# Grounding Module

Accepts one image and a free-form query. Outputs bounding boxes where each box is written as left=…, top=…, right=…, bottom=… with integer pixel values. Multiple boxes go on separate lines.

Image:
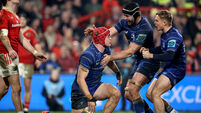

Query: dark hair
left=19, top=13, right=27, bottom=18
left=0, top=0, right=7, bottom=10
left=156, top=10, right=173, bottom=26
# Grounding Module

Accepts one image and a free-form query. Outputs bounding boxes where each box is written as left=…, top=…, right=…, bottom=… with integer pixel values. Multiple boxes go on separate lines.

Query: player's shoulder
left=27, top=27, right=35, bottom=32
left=81, top=45, right=95, bottom=60
left=0, top=9, right=6, bottom=18
left=167, top=28, right=183, bottom=40
left=138, top=16, right=153, bottom=32
left=119, top=19, right=127, bottom=25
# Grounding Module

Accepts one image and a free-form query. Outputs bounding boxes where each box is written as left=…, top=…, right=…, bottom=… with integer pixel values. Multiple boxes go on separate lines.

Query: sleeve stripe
left=1, top=29, right=8, bottom=36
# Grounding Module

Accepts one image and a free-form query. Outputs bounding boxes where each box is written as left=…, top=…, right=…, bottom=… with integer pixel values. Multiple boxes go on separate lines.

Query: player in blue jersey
left=85, top=2, right=160, bottom=113
left=71, top=26, right=122, bottom=113
left=141, top=10, right=186, bottom=113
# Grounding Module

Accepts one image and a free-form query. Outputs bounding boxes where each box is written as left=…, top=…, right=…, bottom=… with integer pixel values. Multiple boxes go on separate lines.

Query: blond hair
left=156, top=10, right=173, bottom=26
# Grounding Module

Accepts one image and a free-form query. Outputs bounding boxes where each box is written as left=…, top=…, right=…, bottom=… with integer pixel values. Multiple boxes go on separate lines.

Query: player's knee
left=1, top=85, right=8, bottom=95
left=12, top=85, right=21, bottom=94
left=124, top=91, right=130, bottom=99
left=151, top=88, right=160, bottom=99
left=114, top=89, right=121, bottom=99
left=146, top=91, right=152, bottom=102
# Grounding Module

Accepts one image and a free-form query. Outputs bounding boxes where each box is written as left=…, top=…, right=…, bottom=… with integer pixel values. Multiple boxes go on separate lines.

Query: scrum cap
left=92, top=26, right=110, bottom=46
left=122, top=2, right=141, bottom=22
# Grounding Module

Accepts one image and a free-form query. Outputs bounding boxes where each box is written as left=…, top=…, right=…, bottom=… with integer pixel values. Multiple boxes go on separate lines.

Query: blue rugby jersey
left=71, top=43, right=111, bottom=95
left=160, top=27, right=186, bottom=70
left=114, top=16, right=155, bottom=60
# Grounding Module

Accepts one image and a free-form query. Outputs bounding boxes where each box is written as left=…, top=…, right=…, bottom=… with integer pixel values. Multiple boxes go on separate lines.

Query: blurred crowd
left=16, top=0, right=201, bottom=74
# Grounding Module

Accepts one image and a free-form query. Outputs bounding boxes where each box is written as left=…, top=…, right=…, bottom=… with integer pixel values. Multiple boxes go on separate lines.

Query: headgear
left=92, top=26, right=110, bottom=46
left=122, top=2, right=141, bottom=24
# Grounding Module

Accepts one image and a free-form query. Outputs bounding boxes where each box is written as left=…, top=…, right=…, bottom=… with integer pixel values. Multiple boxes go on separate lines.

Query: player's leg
left=93, top=83, right=121, bottom=113
left=24, top=77, right=31, bottom=112
left=146, top=77, right=177, bottom=113
left=125, top=72, right=150, bottom=113
left=71, top=90, right=88, bottom=113
left=0, top=76, right=9, bottom=100
left=8, top=74, right=23, bottom=112
left=125, top=60, right=159, bottom=113
left=1, top=55, right=23, bottom=112
left=151, top=74, right=172, bottom=113
left=21, top=64, right=34, bottom=112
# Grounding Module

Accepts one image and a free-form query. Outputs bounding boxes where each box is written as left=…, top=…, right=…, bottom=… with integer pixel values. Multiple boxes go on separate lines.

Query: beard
left=126, top=20, right=135, bottom=27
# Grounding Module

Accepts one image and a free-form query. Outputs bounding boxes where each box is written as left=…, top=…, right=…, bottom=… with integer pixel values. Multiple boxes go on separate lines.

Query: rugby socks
left=133, top=97, right=145, bottom=113
left=24, top=101, right=30, bottom=112
left=17, top=112, right=24, bottom=113
left=166, top=105, right=178, bottom=113
left=143, top=99, right=154, bottom=113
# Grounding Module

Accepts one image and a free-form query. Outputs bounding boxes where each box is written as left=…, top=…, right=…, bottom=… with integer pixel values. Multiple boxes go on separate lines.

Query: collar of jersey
left=3, top=7, right=16, bottom=15
left=91, top=42, right=103, bottom=54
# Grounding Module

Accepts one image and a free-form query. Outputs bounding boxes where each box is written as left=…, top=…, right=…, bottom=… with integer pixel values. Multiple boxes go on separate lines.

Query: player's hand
left=84, top=25, right=96, bottom=36
left=34, top=52, right=47, bottom=62
left=117, top=77, right=122, bottom=86
left=88, top=101, right=96, bottom=113
left=101, top=54, right=111, bottom=66
left=35, top=59, right=42, bottom=68
left=142, top=50, right=153, bottom=59
left=140, top=47, right=148, bottom=53
left=8, top=49, right=18, bottom=60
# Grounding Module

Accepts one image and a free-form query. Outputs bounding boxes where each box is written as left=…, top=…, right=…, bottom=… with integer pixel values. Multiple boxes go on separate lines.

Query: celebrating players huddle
left=0, top=0, right=186, bottom=113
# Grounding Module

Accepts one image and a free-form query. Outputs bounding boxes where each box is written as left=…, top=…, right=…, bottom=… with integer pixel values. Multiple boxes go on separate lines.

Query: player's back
left=0, top=8, right=21, bottom=53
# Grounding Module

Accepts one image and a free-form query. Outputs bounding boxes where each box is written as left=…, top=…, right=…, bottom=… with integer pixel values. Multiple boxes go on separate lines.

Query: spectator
left=194, top=32, right=201, bottom=47
left=196, top=44, right=201, bottom=72
left=59, top=10, right=70, bottom=33
left=39, top=52, right=60, bottom=74
left=57, top=45, right=77, bottom=74
left=72, top=41, right=82, bottom=65
left=42, top=69, right=65, bottom=111
left=186, top=52, right=199, bottom=73
left=41, top=6, right=54, bottom=31
left=84, top=0, right=102, bottom=14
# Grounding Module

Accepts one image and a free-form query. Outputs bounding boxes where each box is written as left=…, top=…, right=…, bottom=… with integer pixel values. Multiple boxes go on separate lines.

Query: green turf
left=0, top=111, right=201, bottom=113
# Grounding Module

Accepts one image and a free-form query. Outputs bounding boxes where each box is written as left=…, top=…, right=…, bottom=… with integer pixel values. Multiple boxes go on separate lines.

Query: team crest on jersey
left=26, top=33, right=31, bottom=37
left=168, top=40, right=176, bottom=47
left=131, top=33, right=135, bottom=39
left=136, top=34, right=147, bottom=42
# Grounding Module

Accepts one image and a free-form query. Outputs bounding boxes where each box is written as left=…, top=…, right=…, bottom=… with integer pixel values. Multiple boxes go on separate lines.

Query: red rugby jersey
left=0, top=8, right=21, bottom=54
left=18, top=27, right=38, bottom=64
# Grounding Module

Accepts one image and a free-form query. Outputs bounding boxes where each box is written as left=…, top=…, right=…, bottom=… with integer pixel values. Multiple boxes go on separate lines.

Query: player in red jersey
left=18, top=14, right=43, bottom=113
left=0, top=0, right=47, bottom=113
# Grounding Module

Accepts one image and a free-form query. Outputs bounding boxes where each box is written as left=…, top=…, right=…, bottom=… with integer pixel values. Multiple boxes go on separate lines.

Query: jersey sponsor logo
left=12, top=24, right=21, bottom=27
left=136, top=34, right=146, bottom=42
left=168, top=40, right=176, bottom=47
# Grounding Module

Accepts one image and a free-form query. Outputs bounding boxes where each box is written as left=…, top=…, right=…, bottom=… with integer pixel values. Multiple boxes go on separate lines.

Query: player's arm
left=107, top=61, right=122, bottom=86
left=19, top=31, right=47, bottom=61
left=19, top=31, right=37, bottom=55
left=101, top=42, right=141, bottom=66
left=109, top=26, right=118, bottom=37
left=77, top=65, right=93, bottom=100
left=111, top=42, right=141, bottom=60
left=142, top=38, right=179, bottom=61
left=0, top=29, right=17, bottom=59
